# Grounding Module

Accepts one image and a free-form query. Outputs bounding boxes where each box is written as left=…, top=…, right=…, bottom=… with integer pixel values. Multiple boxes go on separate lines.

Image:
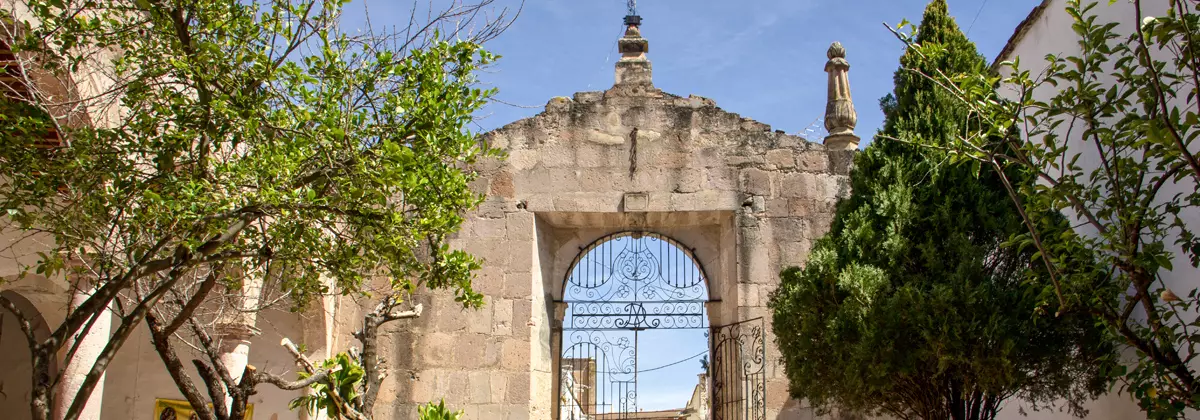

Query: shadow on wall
left=0, top=290, right=53, bottom=420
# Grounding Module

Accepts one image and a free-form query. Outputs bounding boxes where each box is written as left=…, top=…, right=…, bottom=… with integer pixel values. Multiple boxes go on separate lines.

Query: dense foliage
left=0, top=1, right=508, bottom=419
left=891, top=0, right=1200, bottom=417
left=769, top=2, right=1112, bottom=419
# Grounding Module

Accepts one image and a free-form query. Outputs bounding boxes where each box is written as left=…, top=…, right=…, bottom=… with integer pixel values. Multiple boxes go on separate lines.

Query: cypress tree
left=768, top=2, right=1112, bottom=419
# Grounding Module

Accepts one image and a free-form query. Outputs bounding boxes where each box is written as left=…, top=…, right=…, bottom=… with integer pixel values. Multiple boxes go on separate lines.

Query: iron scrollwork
left=560, top=330, right=637, bottom=417
left=563, top=232, right=709, bottom=331
left=558, top=232, right=712, bottom=419
left=710, top=318, right=767, bottom=420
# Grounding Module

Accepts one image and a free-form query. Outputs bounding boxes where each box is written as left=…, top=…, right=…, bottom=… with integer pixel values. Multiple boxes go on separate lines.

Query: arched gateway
left=557, top=232, right=768, bottom=419
left=396, top=9, right=858, bottom=420
left=559, top=232, right=711, bottom=417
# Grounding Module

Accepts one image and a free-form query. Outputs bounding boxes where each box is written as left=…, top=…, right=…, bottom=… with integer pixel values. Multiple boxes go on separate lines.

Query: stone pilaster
left=54, top=283, right=110, bottom=420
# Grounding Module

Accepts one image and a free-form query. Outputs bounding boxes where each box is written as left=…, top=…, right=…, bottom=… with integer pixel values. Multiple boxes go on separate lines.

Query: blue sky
left=343, top=0, right=1045, bottom=411
left=460, top=0, right=1040, bottom=146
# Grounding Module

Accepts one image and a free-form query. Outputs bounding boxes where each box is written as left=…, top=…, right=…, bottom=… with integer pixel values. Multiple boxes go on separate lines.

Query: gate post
left=552, top=302, right=567, bottom=419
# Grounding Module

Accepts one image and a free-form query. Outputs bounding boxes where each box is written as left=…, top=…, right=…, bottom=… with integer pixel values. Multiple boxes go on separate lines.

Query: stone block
left=540, top=143, right=575, bottom=167
left=446, top=371, right=472, bottom=401
left=507, top=149, right=539, bottom=171
left=796, top=151, right=830, bottom=173
left=490, top=375, right=509, bottom=404
left=505, top=372, right=532, bottom=403
left=690, top=147, right=726, bottom=168
left=490, top=171, right=515, bottom=199
left=645, top=191, right=672, bottom=212
left=668, top=191, right=739, bottom=211
left=433, top=305, right=470, bottom=333
left=464, top=238, right=513, bottom=269
left=493, top=298, right=515, bottom=336
left=505, top=212, right=534, bottom=241
left=529, top=371, right=554, bottom=416
left=453, top=334, right=487, bottom=368
left=476, top=198, right=521, bottom=217
left=469, top=299, right=495, bottom=335
left=508, top=241, right=534, bottom=270
left=727, top=153, right=767, bottom=167
left=648, top=150, right=690, bottom=169
left=828, top=149, right=856, bottom=174
left=480, top=338, right=504, bottom=367
left=631, top=167, right=670, bottom=191
left=740, top=168, right=772, bottom=196
left=767, top=380, right=792, bottom=407
left=788, top=198, right=817, bottom=217
left=588, top=129, right=625, bottom=146
left=780, top=241, right=813, bottom=267
left=740, top=119, right=771, bottom=132
left=515, top=168, right=581, bottom=194
left=575, top=143, right=609, bottom=168
left=545, top=96, right=572, bottom=113
left=468, top=176, right=490, bottom=196
left=467, top=216, right=507, bottom=239
left=778, top=173, right=809, bottom=198
left=407, top=375, right=435, bottom=403
left=554, top=194, right=622, bottom=212
left=738, top=282, right=757, bottom=307
left=419, top=333, right=456, bottom=367
left=521, top=195, right=554, bottom=212
left=578, top=168, right=628, bottom=192
left=502, top=271, right=533, bottom=300
left=505, top=407, right=531, bottom=420
left=513, top=299, right=533, bottom=339
left=766, top=149, right=795, bottom=169
left=809, top=213, right=836, bottom=237
left=469, top=371, right=493, bottom=403
left=501, top=338, right=531, bottom=369
left=574, top=91, right=604, bottom=103
left=706, top=167, right=737, bottom=190
left=773, top=218, right=810, bottom=241
left=765, top=198, right=789, bottom=217
left=675, top=168, right=704, bottom=193
left=472, top=268, right=504, bottom=296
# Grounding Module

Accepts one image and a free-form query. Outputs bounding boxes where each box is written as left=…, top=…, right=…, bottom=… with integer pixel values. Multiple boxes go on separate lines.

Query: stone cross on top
left=615, top=4, right=651, bottom=86
left=625, top=0, right=641, bottom=26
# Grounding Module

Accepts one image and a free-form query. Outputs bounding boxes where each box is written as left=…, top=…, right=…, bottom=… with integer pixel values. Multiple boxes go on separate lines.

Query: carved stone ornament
left=823, top=41, right=859, bottom=150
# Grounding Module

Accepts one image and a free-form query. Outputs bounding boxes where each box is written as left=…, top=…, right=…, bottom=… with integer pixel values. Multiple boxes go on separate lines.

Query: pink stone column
left=215, top=322, right=259, bottom=412
left=54, top=287, right=111, bottom=420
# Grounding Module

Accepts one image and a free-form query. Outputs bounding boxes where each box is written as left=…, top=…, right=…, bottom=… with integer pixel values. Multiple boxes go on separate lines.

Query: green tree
left=888, top=0, right=1200, bottom=417
left=0, top=1, right=513, bottom=420
left=768, top=1, right=1112, bottom=419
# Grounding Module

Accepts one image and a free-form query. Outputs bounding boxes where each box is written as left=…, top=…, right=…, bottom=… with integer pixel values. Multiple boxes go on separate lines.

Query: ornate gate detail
left=710, top=318, right=766, bottom=420
left=558, top=232, right=709, bottom=419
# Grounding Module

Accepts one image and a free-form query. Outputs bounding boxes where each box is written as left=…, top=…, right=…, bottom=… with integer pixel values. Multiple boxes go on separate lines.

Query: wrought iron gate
left=558, top=232, right=708, bottom=419
left=710, top=318, right=766, bottom=420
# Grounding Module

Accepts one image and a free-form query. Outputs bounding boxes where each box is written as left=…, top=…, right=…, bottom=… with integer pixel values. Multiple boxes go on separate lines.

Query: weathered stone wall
left=371, top=78, right=853, bottom=419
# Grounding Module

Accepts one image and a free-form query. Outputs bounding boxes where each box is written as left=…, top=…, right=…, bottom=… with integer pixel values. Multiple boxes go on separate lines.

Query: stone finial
left=615, top=18, right=652, bottom=86
left=823, top=41, right=859, bottom=150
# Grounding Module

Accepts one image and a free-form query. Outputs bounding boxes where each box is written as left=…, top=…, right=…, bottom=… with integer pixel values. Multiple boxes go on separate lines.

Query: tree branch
left=146, top=313, right=218, bottom=420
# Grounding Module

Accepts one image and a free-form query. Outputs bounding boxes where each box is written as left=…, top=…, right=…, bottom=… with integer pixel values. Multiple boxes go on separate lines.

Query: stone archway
left=385, top=15, right=856, bottom=420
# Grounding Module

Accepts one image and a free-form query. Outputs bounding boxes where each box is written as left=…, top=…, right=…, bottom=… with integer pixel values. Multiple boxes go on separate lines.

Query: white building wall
left=993, top=1, right=1198, bottom=419
left=96, top=308, right=308, bottom=420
